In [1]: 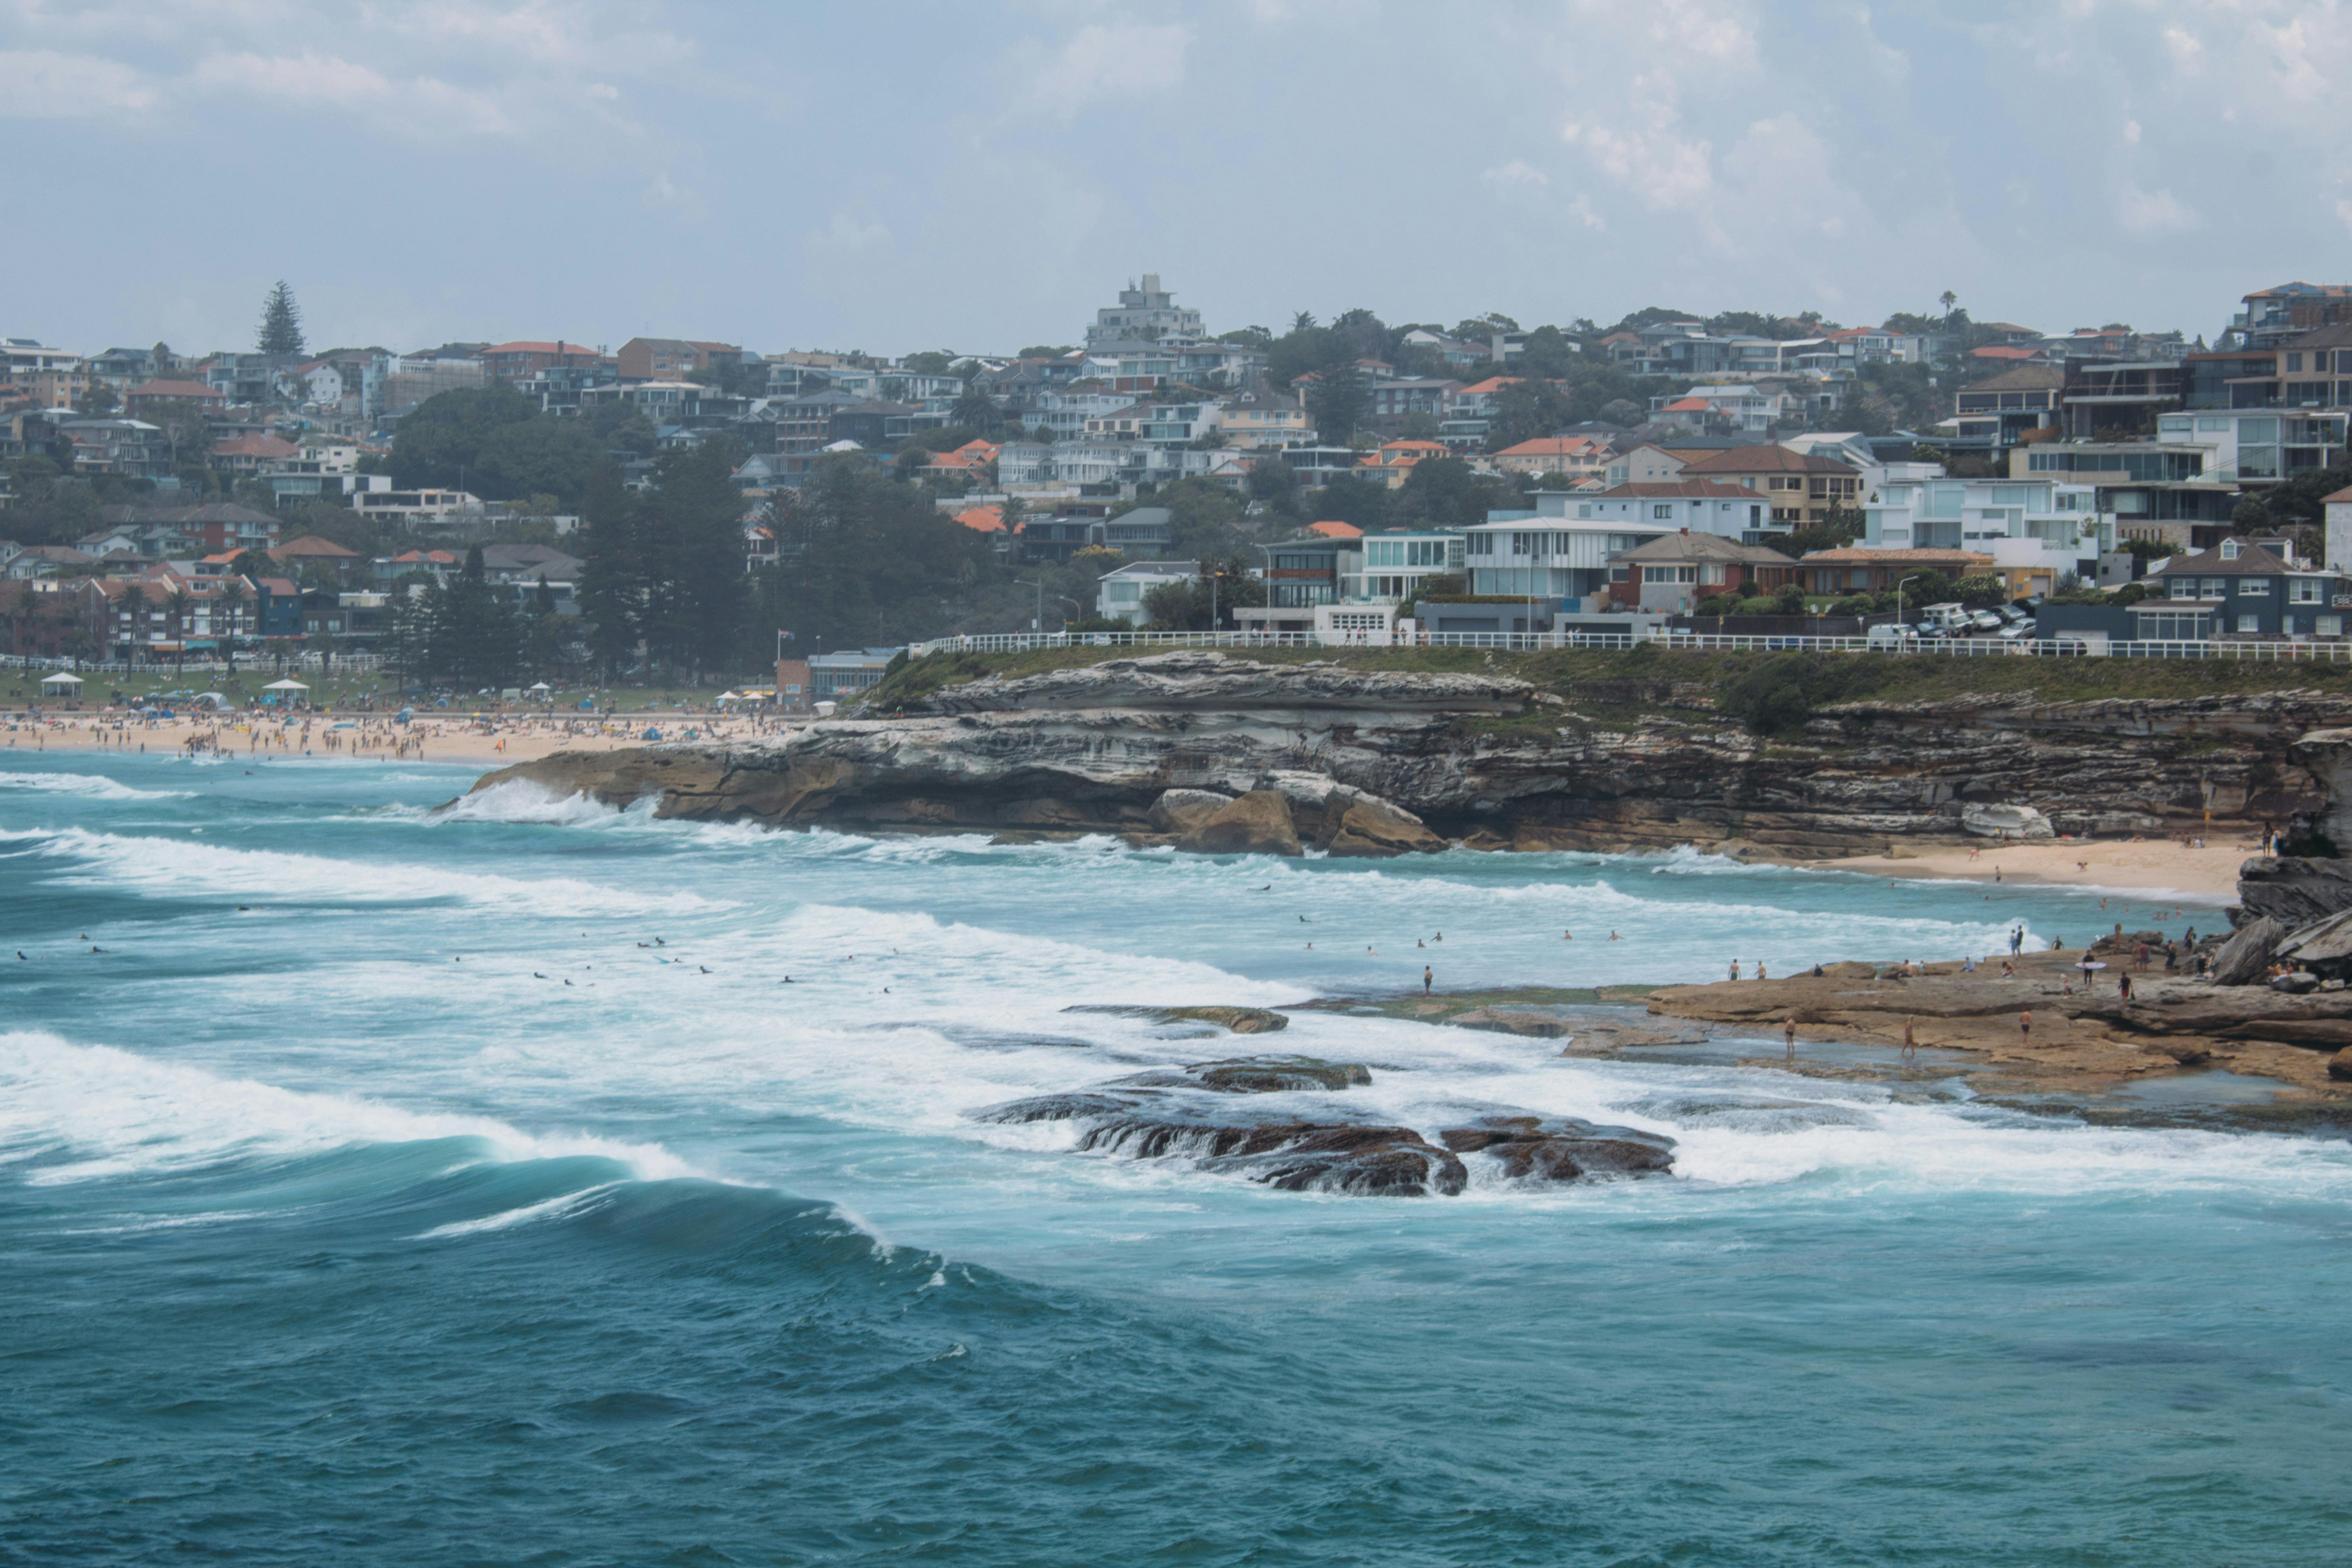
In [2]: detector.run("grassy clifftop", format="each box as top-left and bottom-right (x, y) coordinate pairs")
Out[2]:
(861, 642), (2352, 717)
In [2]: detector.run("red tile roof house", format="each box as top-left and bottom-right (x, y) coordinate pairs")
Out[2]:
(126, 379), (227, 413)
(210, 433), (301, 474)
(481, 341), (608, 383)
(1493, 435), (1612, 475)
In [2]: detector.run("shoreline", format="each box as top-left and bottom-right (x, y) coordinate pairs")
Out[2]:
(1, 726), (2257, 902)
(1809, 839), (2247, 904)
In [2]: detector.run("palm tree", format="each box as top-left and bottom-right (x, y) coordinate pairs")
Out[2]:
(216, 579), (249, 675)
(164, 586), (192, 676)
(117, 582), (149, 666)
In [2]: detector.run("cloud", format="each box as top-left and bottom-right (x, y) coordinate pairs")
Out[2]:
(1563, 73), (1714, 213)
(1481, 159), (1548, 189)
(813, 211), (891, 251)
(2116, 182), (2198, 234)
(191, 48), (511, 134)
(1031, 22), (1189, 111)
(0, 48), (160, 116)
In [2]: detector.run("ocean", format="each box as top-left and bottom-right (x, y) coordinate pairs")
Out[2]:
(3, 754), (2347, 1566)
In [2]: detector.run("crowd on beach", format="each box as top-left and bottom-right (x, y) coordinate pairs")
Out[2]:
(4, 704), (800, 764)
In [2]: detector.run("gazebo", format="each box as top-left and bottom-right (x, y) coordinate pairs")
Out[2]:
(39, 671), (83, 697)
(261, 677), (311, 708)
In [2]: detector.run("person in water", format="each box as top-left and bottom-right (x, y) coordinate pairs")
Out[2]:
(1423, 965), (1433, 995)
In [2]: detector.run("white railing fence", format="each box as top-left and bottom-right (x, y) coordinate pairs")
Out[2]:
(906, 629), (2352, 662)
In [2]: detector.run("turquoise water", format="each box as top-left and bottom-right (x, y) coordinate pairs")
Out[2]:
(2, 755), (2346, 1565)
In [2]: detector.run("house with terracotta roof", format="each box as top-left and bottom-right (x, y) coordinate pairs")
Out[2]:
(124, 379), (226, 414)
(1305, 520), (1364, 540)
(482, 341), (608, 384)
(270, 535), (364, 583)
(1355, 439), (1452, 488)
(210, 432), (301, 475)
(1675, 446), (1860, 530)
(1492, 435), (1612, 478)
(924, 439), (1001, 478)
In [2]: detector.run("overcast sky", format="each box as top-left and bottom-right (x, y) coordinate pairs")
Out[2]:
(8, 0), (2350, 358)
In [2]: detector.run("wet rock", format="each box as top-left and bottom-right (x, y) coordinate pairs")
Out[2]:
(1177, 789), (1303, 857)
(1447, 1006), (1568, 1039)
(2272, 970), (2321, 995)
(1112, 1055), (1370, 1093)
(1439, 1115), (1677, 1182)
(1147, 787), (1234, 835)
(2210, 916), (2287, 985)
(1153, 1005), (1289, 1035)
(971, 1093), (1464, 1196)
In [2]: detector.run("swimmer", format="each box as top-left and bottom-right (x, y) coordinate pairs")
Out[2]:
(1610, 930), (1621, 940)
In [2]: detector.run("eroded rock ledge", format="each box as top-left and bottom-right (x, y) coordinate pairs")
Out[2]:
(468, 651), (2352, 857)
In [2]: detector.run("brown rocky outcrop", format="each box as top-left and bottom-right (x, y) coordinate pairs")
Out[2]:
(468, 652), (2350, 857)
(1178, 789), (1303, 857)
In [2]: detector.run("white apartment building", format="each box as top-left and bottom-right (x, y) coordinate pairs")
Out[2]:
(1341, 530), (1465, 601)
(1863, 476), (2110, 594)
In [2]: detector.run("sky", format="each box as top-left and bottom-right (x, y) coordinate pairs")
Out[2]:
(7, 0), (2351, 359)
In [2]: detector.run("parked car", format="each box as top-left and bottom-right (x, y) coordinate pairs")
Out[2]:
(1969, 610), (2004, 632)
(1998, 622), (2034, 641)
(1866, 623), (1919, 651)
(1997, 605), (2030, 625)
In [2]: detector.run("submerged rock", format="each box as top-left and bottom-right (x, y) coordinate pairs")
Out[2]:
(1439, 1115), (1677, 1183)
(1113, 1055), (1371, 1093)
(971, 1092), (1464, 1196)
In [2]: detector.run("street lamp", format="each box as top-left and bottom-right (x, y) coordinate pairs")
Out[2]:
(1896, 572), (1924, 647)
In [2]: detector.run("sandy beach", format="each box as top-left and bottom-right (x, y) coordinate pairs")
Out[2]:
(2, 712), (798, 768)
(1828, 838), (2251, 902)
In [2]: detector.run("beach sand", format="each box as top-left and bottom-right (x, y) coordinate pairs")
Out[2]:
(1828, 838), (2250, 902)
(3, 713), (797, 768)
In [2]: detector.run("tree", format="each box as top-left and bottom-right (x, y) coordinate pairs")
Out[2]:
(164, 586), (192, 674)
(1939, 290), (1958, 320)
(951, 384), (1002, 433)
(216, 578), (248, 673)
(1486, 379), (1574, 450)
(117, 582), (148, 663)
(76, 381), (120, 417)
(2232, 495), (2271, 532)
(1141, 557), (1265, 630)
(257, 281), (305, 355)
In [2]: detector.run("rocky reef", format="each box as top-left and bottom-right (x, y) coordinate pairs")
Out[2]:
(971, 1053), (1677, 1197)
(470, 651), (2352, 858)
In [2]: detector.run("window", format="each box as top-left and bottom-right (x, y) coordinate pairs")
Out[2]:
(2322, 614), (2344, 636)
(2169, 578), (2200, 600)
(1652, 505), (1674, 519)
(2238, 579), (2269, 596)
(2238, 614), (2262, 633)
(2220, 541), (2241, 559)
(1674, 566), (1697, 584)
(1109, 582), (1139, 603)
(2202, 578), (2226, 596)
(2291, 579), (2323, 604)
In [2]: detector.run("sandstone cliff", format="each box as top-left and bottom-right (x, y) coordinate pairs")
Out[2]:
(468, 651), (2352, 857)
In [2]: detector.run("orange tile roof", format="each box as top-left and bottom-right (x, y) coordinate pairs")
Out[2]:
(1306, 520), (1363, 539)
(953, 506), (1005, 534)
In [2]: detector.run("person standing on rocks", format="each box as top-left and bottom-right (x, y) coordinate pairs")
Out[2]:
(1423, 965), (1433, 996)
(2020, 1008), (2034, 1045)
(1783, 1016), (1797, 1063)
(1902, 1017), (1918, 1063)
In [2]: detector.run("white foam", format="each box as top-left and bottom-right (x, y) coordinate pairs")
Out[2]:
(0, 770), (191, 802)
(0, 1030), (701, 1185)
(0, 826), (730, 916)
(413, 1183), (624, 1239)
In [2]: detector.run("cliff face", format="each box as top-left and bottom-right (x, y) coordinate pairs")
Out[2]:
(470, 652), (2349, 855)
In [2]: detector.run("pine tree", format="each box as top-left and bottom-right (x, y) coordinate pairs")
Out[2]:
(258, 281), (305, 356)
